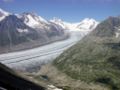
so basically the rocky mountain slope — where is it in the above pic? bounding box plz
[53,16,120,90]
[0,63,45,90]
[0,9,67,53]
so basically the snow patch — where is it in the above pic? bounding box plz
[0,8,9,16]
[0,16,6,21]
[50,17,66,29]
[76,18,99,30]
[47,85,62,90]
[22,13,49,28]
[38,16,48,24]
[17,28,28,33]
[24,14,40,27]
[115,32,120,38]
[115,26,120,38]
[0,8,10,21]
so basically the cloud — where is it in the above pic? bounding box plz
[2,0,14,2]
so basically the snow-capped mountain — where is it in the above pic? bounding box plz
[50,17,67,29]
[0,8,66,53]
[20,12,49,28]
[50,17,99,31]
[0,8,65,33]
[76,18,99,31]
[0,8,10,21]
[0,8,99,31]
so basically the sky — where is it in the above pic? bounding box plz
[0,0,120,22]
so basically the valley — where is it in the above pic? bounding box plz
[0,8,98,72]
[0,1,119,90]
[0,30,88,71]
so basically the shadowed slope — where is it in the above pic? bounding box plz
[0,63,45,90]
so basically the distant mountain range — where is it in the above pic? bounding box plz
[0,8,67,53]
[0,8,98,53]
[50,17,99,31]
[53,16,120,89]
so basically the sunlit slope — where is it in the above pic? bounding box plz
[54,16,120,90]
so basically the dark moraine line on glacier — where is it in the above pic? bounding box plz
[2,41,75,64]
[0,41,75,62]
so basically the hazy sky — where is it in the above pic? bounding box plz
[0,0,120,22]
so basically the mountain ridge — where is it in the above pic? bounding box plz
[0,8,68,54]
[50,17,99,31]
[53,16,120,90]
[0,8,99,31]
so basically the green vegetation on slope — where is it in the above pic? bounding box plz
[53,16,120,90]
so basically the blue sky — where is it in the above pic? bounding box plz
[0,0,120,22]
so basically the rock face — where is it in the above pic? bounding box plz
[0,15,65,46]
[0,9,67,53]
[54,16,120,89]
[0,15,38,46]
[0,63,45,90]
[92,16,120,37]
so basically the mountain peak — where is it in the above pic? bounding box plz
[76,18,99,31]
[21,12,48,27]
[50,17,63,23]
[0,8,10,21]
[50,17,66,29]
[0,8,9,16]
[22,12,38,17]
[50,17,99,30]
[92,16,120,37]
[81,18,97,23]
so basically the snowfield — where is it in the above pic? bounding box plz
[0,30,89,71]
